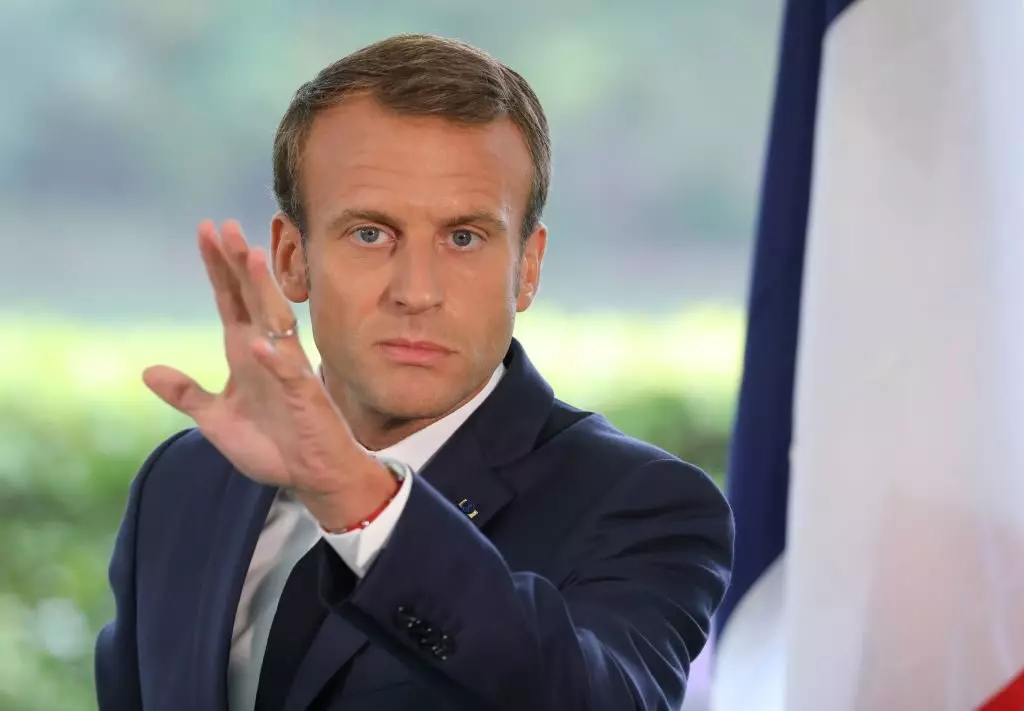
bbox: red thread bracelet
[321,487,398,535]
[320,460,407,534]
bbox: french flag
[711,1,1024,709]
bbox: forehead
[300,95,533,227]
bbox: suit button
[408,619,432,640]
[393,605,419,629]
[415,625,441,648]
[431,633,456,660]
[418,632,437,647]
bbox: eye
[449,229,481,249]
[351,226,391,246]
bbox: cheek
[307,254,383,332]
[455,246,519,291]
[449,256,518,313]
[446,259,518,346]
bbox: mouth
[376,339,453,366]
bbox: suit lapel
[277,339,556,708]
[193,468,277,711]
[280,411,514,711]
[282,611,370,711]
[419,415,515,529]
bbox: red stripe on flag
[977,669,1024,711]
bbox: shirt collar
[359,364,507,472]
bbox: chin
[366,370,467,421]
[372,390,461,422]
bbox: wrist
[299,457,405,533]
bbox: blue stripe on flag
[716,0,858,637]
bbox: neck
[349,411,440,452]
[320,366,491,452]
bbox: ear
[515,222,547,313]
[271,211,310,303]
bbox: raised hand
[142,220,374,504]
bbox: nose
[386,237,444,313]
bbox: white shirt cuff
[321,459,414,578]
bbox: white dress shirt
[227,365,506,711]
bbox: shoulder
[139,426,228,475]
[543,398,724,498]
[131,427,235,508]
[527,398,732,543]
[538,399,734,591]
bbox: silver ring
[266,321,298,341]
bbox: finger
[247,248,315,380]
[142,365,216,418]
[246,247,297,335]
[197,220,249,325]
[251,337,315,386]
[220,220,261,319]
[219,218,251,267]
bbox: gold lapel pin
[457,498,479,519]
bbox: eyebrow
[326,208,509,235]
[326,209,402,234]
[441,210,510,234]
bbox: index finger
[246,247,316,383]
[198,220,249,326]
[246,246,299,338]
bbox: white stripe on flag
[787,0,1024,709]
[711,556,787,711]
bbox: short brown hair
[272,33,551,243]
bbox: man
[95,33,733,711]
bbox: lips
[377,339,453,366]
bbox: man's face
[272,94,546,426]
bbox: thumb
[142,365,215,419]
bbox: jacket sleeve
[321,457,415,577]
[95,429,190,711]
[319,457,734,710]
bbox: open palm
[143,220,352,493]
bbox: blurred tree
[0,0,781,316]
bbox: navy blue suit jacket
[96,340,733,710]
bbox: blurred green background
[0,309,744,710]
[0,1,783,709]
